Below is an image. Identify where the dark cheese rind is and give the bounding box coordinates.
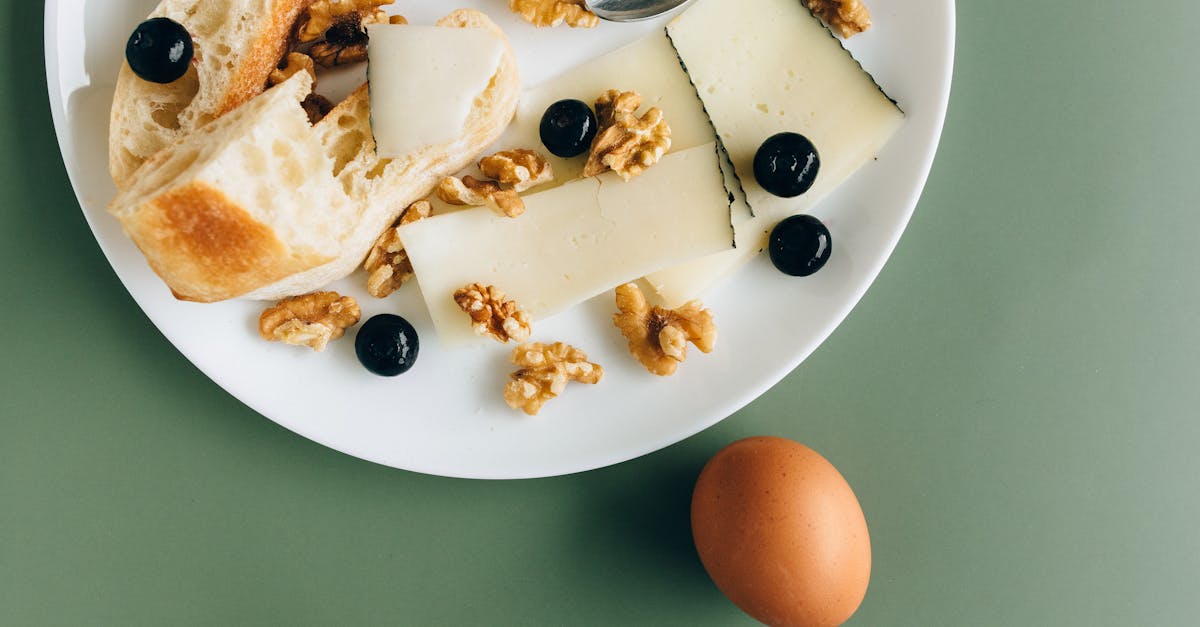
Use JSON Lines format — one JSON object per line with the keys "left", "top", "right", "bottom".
{"left": 798, "top": 0, "right": 904, "bottom": 112}
{"left": 664, "top": 26, "right": 754, "bottom": 220}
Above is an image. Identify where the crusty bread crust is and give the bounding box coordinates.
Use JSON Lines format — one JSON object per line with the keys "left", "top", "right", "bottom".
{"left": 110, "top": 71, "right": 343, "bottom": 302}
{"left": 109, "top": 8, "right": 521, "bottom": 303}
{"left": 219, "top": 0, "right": 308, "bottom": 117}
{"left": 127, "top": 182, "right": 333, "bottom": 303}
{"left": 109, "top": 0, "right": 308, "bottom": 190}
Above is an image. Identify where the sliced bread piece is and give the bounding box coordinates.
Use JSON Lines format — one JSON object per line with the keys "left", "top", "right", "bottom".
{"left": 108, "top": 10, "right": 521, "bottom": 303}
{"left": 246, "top": 9, "right": 522, "bottom": 300}
{"left": 109, "top": 0, "right": 308, "bottom": 190}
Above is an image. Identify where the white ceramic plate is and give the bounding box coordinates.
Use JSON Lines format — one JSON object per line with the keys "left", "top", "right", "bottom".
{"left": 46, "top": 0, "right": 954, "bottom": 479}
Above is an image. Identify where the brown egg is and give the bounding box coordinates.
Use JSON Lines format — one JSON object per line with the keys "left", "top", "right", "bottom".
{"left": 691, "top": 437, "right": 871, "bottom": 627}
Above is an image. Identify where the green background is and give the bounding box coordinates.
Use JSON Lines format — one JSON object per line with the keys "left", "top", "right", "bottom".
{"left": 4, "top": 1, "right": 1199, "bottom": 625}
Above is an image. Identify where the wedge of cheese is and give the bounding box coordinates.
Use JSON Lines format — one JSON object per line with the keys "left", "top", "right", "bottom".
{"left": 665, "top": 0, "right": 904, "bottom": 224}
{"left": 644, "top": 0, "right": 905, "bottom": 306}
{"left": 504, "top": 30, "right": 755, "bottom": 307}
{"left": 367, "top": 25, "right": 506, "bottom": 158}
{"left": 400, "top": 143, "right": 733, "bottom": 345}
{"left": 509, "top": 33, "right": 718, "bottom": 189}
{"left": 646, "top": 147, "right": 763, "bottom": 307}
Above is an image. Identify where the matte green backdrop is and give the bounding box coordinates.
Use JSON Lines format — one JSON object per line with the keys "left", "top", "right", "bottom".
{"left": 4, "top": 1, "right": 1199, "bottom": 625}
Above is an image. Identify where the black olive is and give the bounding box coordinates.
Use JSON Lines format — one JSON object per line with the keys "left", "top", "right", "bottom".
{"left": 539, "top": 99, "right": 598, "bottom": 158}
{"left": 753, "top": 132, "right": 821, "bottom": 198}
{"left": 125, "top": 17, "right": 194, "bottom": 84}
{"left": 768, "top": 215, "right": 832, "bottom": 277}
{"left": 355, "top": 314, "right": 420, "bottom": 377}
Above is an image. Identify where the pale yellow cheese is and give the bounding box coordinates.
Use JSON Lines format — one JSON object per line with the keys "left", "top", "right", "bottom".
{"left": 507, "top": 33, "right": 717, "bottom": 188}
{"left": 666, "top": 0, "right": 904, "bottom": 223}
{"left": 400, "top": 143, "right": 733, "bottom": 345}
{"left": 367, "top": 25, "right": 504, "bottom": 158}
{"left": 644, "top": 0, "right": 905, "bottom": 306}
{"left": 645, "top": 148, "right": 764, "bottom": 307}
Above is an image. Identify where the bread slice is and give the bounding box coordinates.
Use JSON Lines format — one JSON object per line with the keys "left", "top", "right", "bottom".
{"left": 109, "top": 9, "right": 521, "bottom": 303}
{"left": 109, "top": 0, "right": 308, "bottom": 190}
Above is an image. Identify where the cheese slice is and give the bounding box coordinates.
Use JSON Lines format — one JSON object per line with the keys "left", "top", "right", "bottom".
{"left": 400, "top": 143, "right": 733, "bottom": 345}
{"left": 500, "top": 30, "right": 754, "bottom": 308}
{"left": 507, "top": 32, "right": 717, "bottom": 189}
{"left": 665, "top": 0, "right": 904, "bottom": 224}
{"left": 366, "top": 25, "right": 504, "bottom": 158}
{"left": 644, "top": 0, "right": 905, "bottom": 306}
{"left": 646, "top": 147, "right": 764, "bottom": 307}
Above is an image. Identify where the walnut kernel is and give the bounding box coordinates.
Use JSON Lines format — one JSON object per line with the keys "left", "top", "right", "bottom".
{"left": 301, "top": 93, "right": 335, "bottom": 125}
{"left": 300, "top": 0, "right": 393, "bottom": 67}
{"left": 479, "top": 149, "right": 554, "bottom": 193}
{"left": 612, "top": 283, "right": 715, "bottom": 376}
{"left": 806, "top": 0, "right": 871, "bottom": 38}
{"left": 363, "top": 200, "right": 432, "bottom": 298}
{"left": 267, "top": 52, "right": 331, "bottom": 123}
{"left": 298, "top": 0, "right": 394, "bottom": 43}
{"left": 268, "top": 52, "right": 316, "bottom": 87}
{"left": 584, "top": 90, "right": 671, "bottom": 181}
{"left": 259, "top": 291, "right": 362, "bottom": 352}
{"left": 509, "top": 0, "right": 599, "bottom": 28}
{"left": 504, "top": 342, "right": 604, "bottom": 416}
{"left": 436, "top": 176, "right": 525, "bottom": 218}
{"left": 453, "top": 283, "right": 532, "bottom": 343}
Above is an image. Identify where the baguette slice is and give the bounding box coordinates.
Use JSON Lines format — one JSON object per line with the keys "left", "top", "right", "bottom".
{"left": 109, "top": 0, "right": 308, "bottom": 190}
{"left": 109, "top": 10, "right": 521, "bottom": 303}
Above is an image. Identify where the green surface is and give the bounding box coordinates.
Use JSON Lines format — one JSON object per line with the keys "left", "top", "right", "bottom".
{"left": 4, "top": 1, "right": 1200, "bottom": 625}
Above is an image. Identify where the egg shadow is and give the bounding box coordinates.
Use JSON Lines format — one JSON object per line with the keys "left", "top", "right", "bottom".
{"left": 565, "top": 438, "right": 735, "bottom": 615}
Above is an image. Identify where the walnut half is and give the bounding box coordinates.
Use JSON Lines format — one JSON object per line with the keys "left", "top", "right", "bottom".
{"left": 363, "top": 200, "right": 432, "bottom": 298}
{"left": 299, "top": 0, "right": 398, "bottom": 67}
{"left": 584, "top": 90, "right": 671, "bottom": 181}
{"left": 612, "top": 283, "right": 715, "bottom": 376}
{"left": 479, "top": 149, "right": 554, "bottom": 193}
{"left": 509, "top": 0, "right": 599, "bottom": 28}
{"left": 453, "top": 283, "right": 532, "bottom": 344}
{"left": 297, "top": 0, "right": 394, "bottom": 42}
{"left": 806, "top": 0, "right": 871, "bottom": 38}
{"left": 268, "top": 52, "right": 316, "bottom": 87}
{"left": 259, "top": 291, "right": 362, "bottom": 352}
{"left": 437, "top": 150, "right": 554, "bottom": 218}
{"left": 268, "top": 53, "right": 332, "bottom": 124}
{"left": 436, "top": 176, "right": 525, "bottom": 218}
{"left": 504, "top": 342, "right": 604, "bottom": 416}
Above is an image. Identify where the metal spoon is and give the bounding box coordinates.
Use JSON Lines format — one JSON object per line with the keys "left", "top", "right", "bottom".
{"left": 584, "top": 0, "right": 694, "bottom": 22}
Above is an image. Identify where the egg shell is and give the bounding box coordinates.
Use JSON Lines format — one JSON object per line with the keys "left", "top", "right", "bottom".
{"left": 691, "top": 437, "right": 871, "bottom": 627}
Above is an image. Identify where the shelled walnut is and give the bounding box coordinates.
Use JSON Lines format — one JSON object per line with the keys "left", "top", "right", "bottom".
{"left": 363, "top": 200, "right": 432, "bottom": 298}
{"left": 300, "top": 93, "right": 336, "bottom": 125}
{"left": 612, "top": 283, "right": 715, "bottom": 376}
{"left": 267, "top": 52, "right": 332, "bottom": 123}
{"left": 259, "top": 291, "right": 362, "bottom": 352}
{"left": 297, "top": 0, "right": 397, "bottom": 67}
{"left": 437, "top": 176, "right": 525, "bottom": 218}
{"left": 268, "top": 52, "right": 316, "bottom": 87}
{"left": 508, "top": 0, "right": 599, "bottom": 28}
{"left": 437, "top": 149, "right": 553, "bottom": 218}
{"left": 479, "top": 149, "right": 554, "bottom": 193}
{"left": 805, "top": 0, "right": 871, "bottom": 37}
{"left": 453, "top": 283, "right": 532, "bottom": 343}
{"left": 504, "top": 342, "right": 604, "bottom": 416}
{"left": 584, "top": 90, "right": 671, "bottom": 181}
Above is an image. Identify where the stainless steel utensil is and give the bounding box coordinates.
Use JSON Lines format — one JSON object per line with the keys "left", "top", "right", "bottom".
{"left": 584, "top": 0, "right": 693, "bottom": 22}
